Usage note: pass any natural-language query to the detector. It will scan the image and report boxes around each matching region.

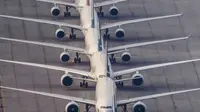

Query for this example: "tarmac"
[0,0,200,112]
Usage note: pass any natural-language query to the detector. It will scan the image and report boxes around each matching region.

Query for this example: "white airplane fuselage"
[76,0,116,111]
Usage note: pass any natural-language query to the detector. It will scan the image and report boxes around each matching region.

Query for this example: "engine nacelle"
[55,28,65,39]
[51,6,60,16]
[65,101,79,112]
[109,6,119,16]
[132,101,147,112]
[60,52,70,63]
[132,73,144,87]
[61,74,73,87]
[115,28,125,39]
[121,52,131,62]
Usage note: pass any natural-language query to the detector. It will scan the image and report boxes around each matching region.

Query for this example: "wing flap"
[0,86,96,105]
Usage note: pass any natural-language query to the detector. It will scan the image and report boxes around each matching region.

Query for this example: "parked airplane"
[0,35,190,63]
[0,0,182,40]
[0,0,185,64]
[0,67,200,112]
[37,0,127,17]
[0,0,193,89]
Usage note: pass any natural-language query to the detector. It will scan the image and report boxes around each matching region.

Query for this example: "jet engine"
[132,73,144,87]
[109,6,119,16]
[121,52,131,62]
[60,52,70,63]
[55,28,65,39]
[115,28,125,39]
[61,74,73,87]
[51,6,60,16]
[132,101,147,112]
[65,101,79,112]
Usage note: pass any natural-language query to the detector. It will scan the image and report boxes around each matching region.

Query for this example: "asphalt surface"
[0,0,200,112]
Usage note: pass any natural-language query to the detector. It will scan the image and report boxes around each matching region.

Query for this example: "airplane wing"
[113,58,200,78]
[108,35,189,54]
[0,59,92,78]
[0,86,96,105]
[37,0,79,8]
[101,13,182,30]
[0,37,87,54]
[117,87,200,105]
[0,15,84,30]
[94,0,127,7]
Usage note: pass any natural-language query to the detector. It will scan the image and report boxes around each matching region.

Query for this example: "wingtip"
[188,33,192,38]
[180,12,183,15]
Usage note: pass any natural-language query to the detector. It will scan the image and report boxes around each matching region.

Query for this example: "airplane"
[0,34,190,64]
[37,0,127,17]
[0,0,182,40]
[0,0,194,89]
[0,58,200,112]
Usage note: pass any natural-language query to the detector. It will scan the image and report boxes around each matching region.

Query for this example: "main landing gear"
[80,76,88,88]
[116,76,124,88]
[84,104,91,112]
[103,28,110,40]
[64,6,71,17]
[97,6,104,17]
[69,28,76,39]
[120,105,127,112]
[110,54,116,63]
[74,52,81,63]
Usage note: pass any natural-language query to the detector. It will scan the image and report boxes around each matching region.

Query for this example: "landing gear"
[69,28,76,39]
[74,52,81,63]
[84,104,91,112]
[103,28,110,40]
[116,76,124,88]
[120,105,127,112]
[97,6,104,17]
[110,54,116,63]
[80,77,88,88]
[64,6,71,17]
